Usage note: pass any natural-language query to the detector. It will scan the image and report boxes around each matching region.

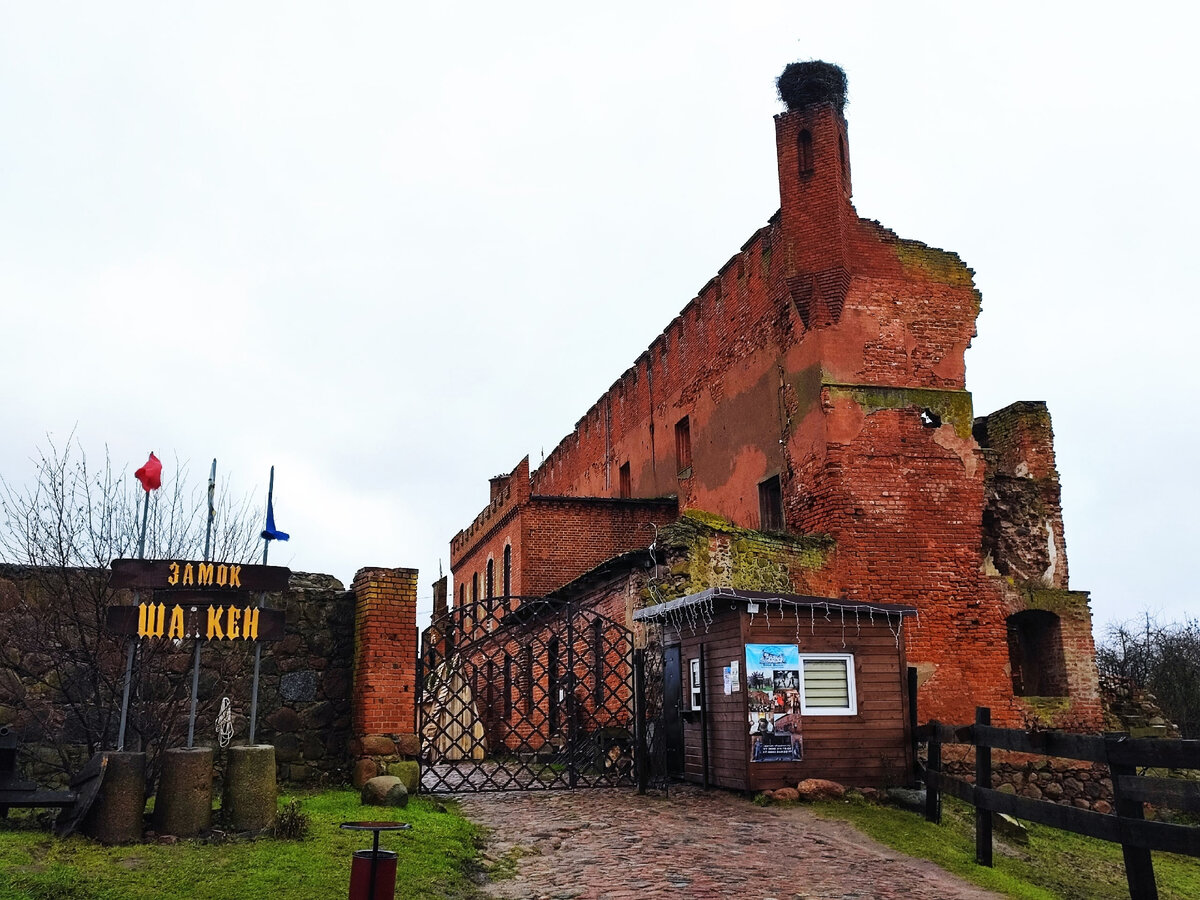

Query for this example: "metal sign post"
[116,486,152,751]
[248,465,277,745]
[185,459,216,749]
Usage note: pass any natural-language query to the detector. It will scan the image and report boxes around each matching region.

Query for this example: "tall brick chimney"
[774,61,853,327]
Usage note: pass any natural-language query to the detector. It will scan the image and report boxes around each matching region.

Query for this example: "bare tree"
[1097,613,1200,740]
[0,434,262,784]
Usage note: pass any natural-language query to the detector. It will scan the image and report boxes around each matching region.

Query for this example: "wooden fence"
[919,707,1200,900]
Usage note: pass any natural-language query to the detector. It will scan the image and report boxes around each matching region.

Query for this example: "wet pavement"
[457,785,1001,899]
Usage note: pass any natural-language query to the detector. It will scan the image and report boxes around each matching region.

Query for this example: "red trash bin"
[341,821,410,900]
[348,849,397,900]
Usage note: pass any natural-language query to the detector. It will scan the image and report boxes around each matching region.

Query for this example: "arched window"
[472,572,479,605]
[457,583,464,609]
[503,544,512,597]
[798,128,813,174]
[1007,610,1068,697]
[485,558,495,599]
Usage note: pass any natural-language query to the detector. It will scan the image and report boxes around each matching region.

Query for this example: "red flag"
[135,452,162,492]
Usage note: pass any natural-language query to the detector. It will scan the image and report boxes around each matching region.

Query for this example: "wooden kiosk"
[634,588,917,792]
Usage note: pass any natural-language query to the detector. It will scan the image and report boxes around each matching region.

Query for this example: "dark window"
[675,416,692,475]
[524,645,535,712]
[798,128,813,174]
[503,655,513,718]
[485,558,495,599]
[486,659,495,716]
[457,583,464,609]
[1007,610,1069,697]
[618,462,631,498]
[548,637,560,732]
[759,475,784,532]
[593,618,605,705]
[502,544,512,597]
[472,571,479,605]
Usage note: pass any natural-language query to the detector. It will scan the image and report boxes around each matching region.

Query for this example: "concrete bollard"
[222,745,276,832]
[81,751,146,844]
[154,747,213,837]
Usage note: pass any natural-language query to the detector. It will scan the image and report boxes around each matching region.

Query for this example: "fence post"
[566,606,578,790]
[908,666,919,778]
[925,720,942,824]
[1107,735,1158,900]
[414,648,424,793]
[634,648,647,795]
[975,707,993,867]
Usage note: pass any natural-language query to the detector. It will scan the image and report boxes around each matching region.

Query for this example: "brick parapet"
[451,457,530,559]
[351,566,418,740]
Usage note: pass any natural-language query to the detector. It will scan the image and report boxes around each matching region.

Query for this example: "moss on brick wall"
[826,384,975,439]
[642,510,834,604]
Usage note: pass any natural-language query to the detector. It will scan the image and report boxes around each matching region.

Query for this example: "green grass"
[809,795,1200,900]
[0,791,482,900]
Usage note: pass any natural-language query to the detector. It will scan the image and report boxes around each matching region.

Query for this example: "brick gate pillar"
[350,566,419,787]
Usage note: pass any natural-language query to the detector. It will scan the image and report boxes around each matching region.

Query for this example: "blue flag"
[261,496,289,542]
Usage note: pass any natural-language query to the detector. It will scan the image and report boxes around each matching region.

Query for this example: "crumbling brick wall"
[448,67,1102,731]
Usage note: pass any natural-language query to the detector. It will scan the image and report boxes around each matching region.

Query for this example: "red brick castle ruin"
[449,62,1101,731]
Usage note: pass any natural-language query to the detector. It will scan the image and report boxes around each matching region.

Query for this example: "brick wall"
[351,567,418,739]
[451,491,676,606]
[447,76,1102,731]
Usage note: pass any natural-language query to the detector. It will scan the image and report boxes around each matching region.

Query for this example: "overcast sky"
[2,2,1196,638]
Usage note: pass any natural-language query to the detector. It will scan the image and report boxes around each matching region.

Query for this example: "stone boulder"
[884,787,926,811]
[796,778,846,801]
[771,787,800,802]
[387,760,420,795]
[360,734,397,756]
[362,776,409,808]
[352,757,378,788]
[394,733,421,758]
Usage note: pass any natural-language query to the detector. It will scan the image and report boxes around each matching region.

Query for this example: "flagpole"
[247,466,274,745]
[117,462,154,752]
[186,459,216,749]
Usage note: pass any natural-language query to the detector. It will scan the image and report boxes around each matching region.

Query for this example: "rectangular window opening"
[618,462,631,498]
[675,416,692,477]
[689,657,702,711]
[759,475,783,532]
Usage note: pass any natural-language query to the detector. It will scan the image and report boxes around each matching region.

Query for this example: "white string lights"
[637,588,916,650]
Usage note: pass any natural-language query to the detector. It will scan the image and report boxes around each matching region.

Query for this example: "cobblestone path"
[457,786,1001,900]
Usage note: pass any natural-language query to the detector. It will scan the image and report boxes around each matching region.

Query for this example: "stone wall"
[942,746,1114,813]
[251,573,355,784]
[0,565,420,789]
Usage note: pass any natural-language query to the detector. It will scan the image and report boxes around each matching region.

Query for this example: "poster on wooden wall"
[745,643,803,762]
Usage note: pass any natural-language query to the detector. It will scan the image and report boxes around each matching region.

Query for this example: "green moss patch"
[827,384,975,439]
[894,240,977,289]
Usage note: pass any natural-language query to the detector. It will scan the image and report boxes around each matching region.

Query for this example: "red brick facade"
[449,68,1101,730]
[451,456,677,605]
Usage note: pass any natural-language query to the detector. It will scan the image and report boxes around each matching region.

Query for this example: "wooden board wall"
[676,614,748,791]
[672,607,912,791]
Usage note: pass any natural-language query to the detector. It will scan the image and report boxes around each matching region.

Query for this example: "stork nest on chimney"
[777,61,848,114]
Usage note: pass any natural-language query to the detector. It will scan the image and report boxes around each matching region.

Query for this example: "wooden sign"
[105,602,286,642]
[109,559,290,593]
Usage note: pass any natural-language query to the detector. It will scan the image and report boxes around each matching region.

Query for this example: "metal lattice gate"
[418,596,650,793]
